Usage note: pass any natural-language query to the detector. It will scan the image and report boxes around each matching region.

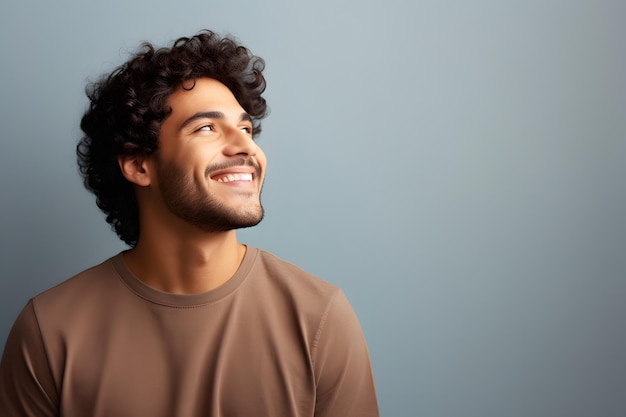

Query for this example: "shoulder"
[249,251,380,415]
[251,248,341,301]
[244,248,353,334]
[30,254,123,319]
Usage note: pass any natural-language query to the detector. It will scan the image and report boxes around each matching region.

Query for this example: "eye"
[240,126,252,134]
[197,124,215,132]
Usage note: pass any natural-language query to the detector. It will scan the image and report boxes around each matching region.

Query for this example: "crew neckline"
[111,246,259,308]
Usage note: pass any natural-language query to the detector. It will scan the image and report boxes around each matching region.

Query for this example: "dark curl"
[77,30,268,247]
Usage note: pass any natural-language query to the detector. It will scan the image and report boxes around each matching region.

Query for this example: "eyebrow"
[179,111,252,130]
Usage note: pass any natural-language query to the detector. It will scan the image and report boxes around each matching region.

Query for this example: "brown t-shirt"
[0,247,378,416]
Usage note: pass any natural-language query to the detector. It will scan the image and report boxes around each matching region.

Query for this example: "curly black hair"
[77,30,268,247]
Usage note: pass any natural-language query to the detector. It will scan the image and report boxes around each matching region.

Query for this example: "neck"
[123,228,246,294]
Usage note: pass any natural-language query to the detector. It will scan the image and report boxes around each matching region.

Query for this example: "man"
[0,30,379,416]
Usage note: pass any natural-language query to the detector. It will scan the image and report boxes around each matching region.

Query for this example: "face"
[151,78,266,233]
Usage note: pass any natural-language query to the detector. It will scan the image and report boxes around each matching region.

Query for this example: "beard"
[155,157,264,233]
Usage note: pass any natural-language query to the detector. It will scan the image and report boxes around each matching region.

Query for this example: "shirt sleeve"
[0,300,59,416]
[312,289,379,417]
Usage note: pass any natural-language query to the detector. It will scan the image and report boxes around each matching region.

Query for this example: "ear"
[118,154,152,187]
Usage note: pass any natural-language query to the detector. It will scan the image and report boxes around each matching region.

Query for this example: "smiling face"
[150,77,266,233]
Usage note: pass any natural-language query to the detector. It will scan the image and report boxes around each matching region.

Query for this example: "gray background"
[1,0,624,416]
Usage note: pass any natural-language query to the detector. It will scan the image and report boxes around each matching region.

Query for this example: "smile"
[215,173,253,183]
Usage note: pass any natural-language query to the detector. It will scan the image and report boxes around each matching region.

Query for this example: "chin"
[191,205,265,233]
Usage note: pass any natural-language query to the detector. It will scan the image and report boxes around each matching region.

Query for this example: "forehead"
[166,78,244,116]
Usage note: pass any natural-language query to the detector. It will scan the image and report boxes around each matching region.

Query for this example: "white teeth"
[216,173,253,183]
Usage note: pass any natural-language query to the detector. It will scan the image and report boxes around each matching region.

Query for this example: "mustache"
[204,158,262,178]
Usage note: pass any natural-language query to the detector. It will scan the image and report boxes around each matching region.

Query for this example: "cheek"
[182,147,218,173]
[256,149,267,171]
[161,153,207,187]
[258,159,268,185]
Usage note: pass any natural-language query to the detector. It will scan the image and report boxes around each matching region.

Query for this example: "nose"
[223,126,260,157]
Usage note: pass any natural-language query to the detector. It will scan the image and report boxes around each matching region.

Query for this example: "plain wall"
[1,1,624,416]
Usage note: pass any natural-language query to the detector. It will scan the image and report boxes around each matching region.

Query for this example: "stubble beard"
[156,158,264,233]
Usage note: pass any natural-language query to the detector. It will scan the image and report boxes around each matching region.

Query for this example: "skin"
[118,78,267,294]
